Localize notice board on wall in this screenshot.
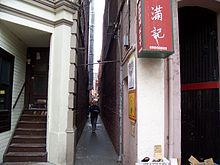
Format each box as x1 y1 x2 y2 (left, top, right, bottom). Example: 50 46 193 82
128 90 136 122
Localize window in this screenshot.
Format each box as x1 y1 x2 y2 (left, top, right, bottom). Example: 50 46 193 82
0 48 14 133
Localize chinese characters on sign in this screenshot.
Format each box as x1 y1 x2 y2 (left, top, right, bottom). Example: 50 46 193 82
151 27 165 47
151 5 163 21
137 0 174 58
150 4 165 49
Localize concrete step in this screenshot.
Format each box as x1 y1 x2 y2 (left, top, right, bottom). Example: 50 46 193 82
17 121 46 128
8 143 46 152
15 128 46 136
4 152 47 162
23 110 47 115
21 114 47 121
11 135 46 143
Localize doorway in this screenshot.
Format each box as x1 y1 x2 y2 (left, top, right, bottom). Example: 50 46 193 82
25 48 49 109
179 6 220 164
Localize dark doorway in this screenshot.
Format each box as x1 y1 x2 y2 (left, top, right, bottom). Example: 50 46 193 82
25 48 49 109
179 6 220 164
0 48 14 133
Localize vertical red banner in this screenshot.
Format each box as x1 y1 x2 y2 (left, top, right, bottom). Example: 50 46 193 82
137 0 174 58
137 0 143 54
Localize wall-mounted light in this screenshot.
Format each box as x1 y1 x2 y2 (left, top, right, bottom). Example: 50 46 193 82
27 58 31 65
36 52 41 60
123 35 129 48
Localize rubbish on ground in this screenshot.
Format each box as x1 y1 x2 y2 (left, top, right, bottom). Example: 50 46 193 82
154 145 162 160
189 155 200 165
189 155 216 165
142 157 150 162
170 158 178 165
136 157 169 165
204 158 214 165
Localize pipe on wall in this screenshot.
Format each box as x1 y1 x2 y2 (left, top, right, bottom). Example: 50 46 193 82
115 0 126 162
167 0 181 159
168 56 174 158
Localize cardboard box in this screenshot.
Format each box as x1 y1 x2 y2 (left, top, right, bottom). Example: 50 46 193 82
204 158 214 165
189 156 215 165
189 155 200 165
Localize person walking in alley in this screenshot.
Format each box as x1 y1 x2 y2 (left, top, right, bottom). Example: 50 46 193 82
89 100 100 132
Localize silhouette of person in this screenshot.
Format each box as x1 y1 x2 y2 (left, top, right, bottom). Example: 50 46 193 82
89 100 100 132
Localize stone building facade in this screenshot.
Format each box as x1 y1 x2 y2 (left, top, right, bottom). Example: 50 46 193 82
0 0 89 164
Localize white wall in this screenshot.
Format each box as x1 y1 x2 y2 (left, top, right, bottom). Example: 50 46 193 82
0 23 27 163
169 0 181 158
136 58 165 161
47 24 72 165
0 0 54 34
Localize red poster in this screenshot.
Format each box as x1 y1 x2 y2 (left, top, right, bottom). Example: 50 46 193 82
137 0 174 58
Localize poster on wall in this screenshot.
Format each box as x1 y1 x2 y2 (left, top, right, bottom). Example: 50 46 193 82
128 56 135 89
128 90 136 122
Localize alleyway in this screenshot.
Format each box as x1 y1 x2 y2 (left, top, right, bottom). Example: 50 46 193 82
75 117 119 165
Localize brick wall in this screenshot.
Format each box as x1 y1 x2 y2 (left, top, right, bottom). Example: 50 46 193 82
100 0 120 154
76 0 90 143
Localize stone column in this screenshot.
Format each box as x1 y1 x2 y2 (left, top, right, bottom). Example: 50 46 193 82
66 12 79 165
47 22 73 165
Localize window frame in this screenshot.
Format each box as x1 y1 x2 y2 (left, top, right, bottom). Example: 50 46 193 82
0 48 14 133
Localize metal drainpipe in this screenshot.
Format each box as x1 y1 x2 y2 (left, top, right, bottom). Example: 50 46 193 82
118 62 123 162
168 56 174 158
115 25 123 163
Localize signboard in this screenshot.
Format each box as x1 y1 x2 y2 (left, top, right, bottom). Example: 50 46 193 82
128 56 135 90
128 90 136 122
137 0 174 58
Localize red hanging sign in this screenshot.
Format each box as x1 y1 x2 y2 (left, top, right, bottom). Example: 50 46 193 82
137 0 174 58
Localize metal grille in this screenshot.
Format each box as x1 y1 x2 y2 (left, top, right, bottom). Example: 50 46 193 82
179 6 220 164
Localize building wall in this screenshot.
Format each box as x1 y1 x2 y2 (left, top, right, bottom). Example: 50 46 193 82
136 58 165 161
169 0 181 158
0 24 26 163
122 70 137 165
101 0 120 154
123 0 180 162
121 0 138 164
101 41 119 153
88 0 94 90
175 0 220 161
134 0 180 161
101 0 220 164
0 1 87 164
76 0 90 143
0 0 54 33
102 0 180 163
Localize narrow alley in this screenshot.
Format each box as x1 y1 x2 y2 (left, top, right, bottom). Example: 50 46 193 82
75 117 119 165
1 0 220 165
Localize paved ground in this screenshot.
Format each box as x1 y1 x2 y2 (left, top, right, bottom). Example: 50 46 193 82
30 163 54 165
1 117 119 165
75 117 120 165
0 163 55 165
